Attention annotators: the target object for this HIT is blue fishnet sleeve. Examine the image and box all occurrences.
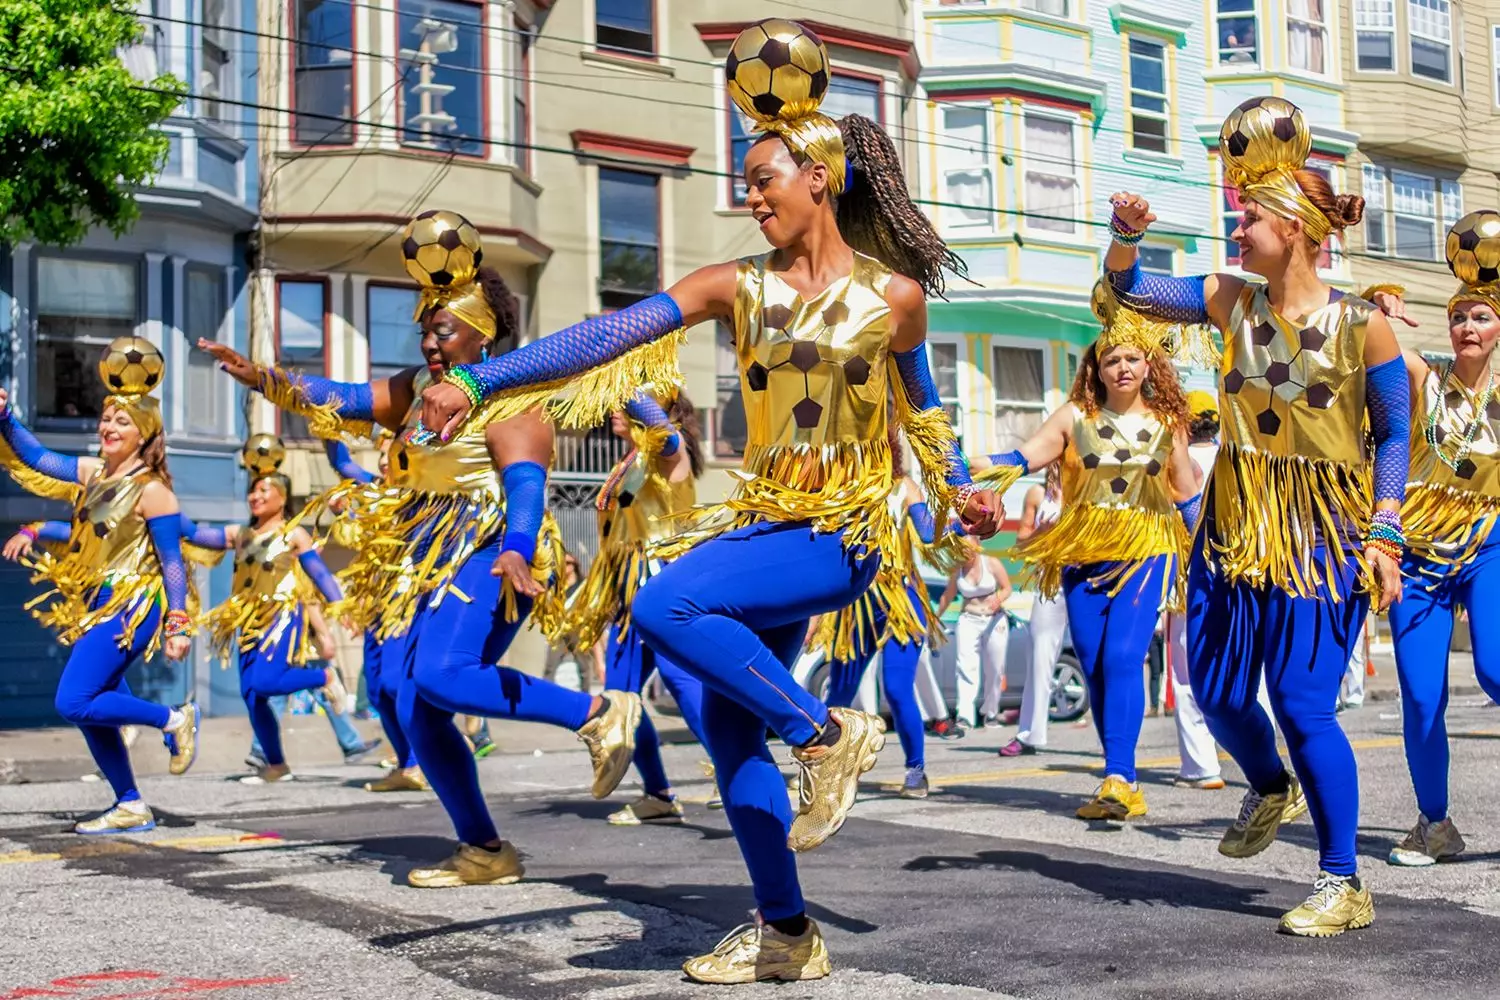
[255,370,375,423]
[501,461,548,564]
[625,393,681,456]
[298,550,343,604]
[892,344,971,487]
[33,521,70,542]
[177,514,229,550]
[459,293,683,400]
[987,450,1031,474]
[907,502,937,544]
[1366,356,1411,505]
[0,409,78,485]
[1175,493,1203,530]
[322,439,375,484]
[146,514,190,613]
[1106,261,1210,326]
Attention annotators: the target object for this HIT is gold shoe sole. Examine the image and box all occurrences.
[788,716,886,853]
[407,871,524,888]
[591,696,643,800]
[1278,903,1374,937]
[682,958,832,984]
[1077,797,1144,821]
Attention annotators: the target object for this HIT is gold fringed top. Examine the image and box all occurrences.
[1016,406,1188,609]
[0,435,83,503]
[256,366,373,442]
[566,421,696,651]
[200,524,321,664]
[24,468,205,658]
[1206,283,1376,597]
[1403,364,1500,567]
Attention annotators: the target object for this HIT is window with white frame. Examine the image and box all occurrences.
[184,267,227,435]
[992,345,1046,453]
[199,0,234,122]
[1215,0,1259,65]
[36,257,138,422]
[1409,0,1453,81]
[367,286,424,380]
[1493,25,1500,104]
[1387,168,1446,259]
[938,105,994,232]
[1127,37,1169,153]
[928,341,963,433]
[1138,245,1175,274]
[398,0,485,155]
[714,322,746,459]
[1362,163,1387,253]
[1287,0,1329,73]
[1023,114,1078,234]
[1441,178,1463,231]
[1354,0,1397,70]
[1020,0,1069,17]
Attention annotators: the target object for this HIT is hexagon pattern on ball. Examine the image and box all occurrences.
[240,433,286,476]
[1445,210,1500,286]
[98,337,165,395]
[401,209,483,289]
[725,19,830,123]
[1217,96,1309,185]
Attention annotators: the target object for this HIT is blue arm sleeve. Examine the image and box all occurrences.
[1366,356,1412,506]
[907,502,937,544]
[322,439,375,484]
[35,521,71,543]
[146,514,190,613]
[891,345,972,487]
[258,370,376,423]
[1175,494,1203,530]
[624,393,681,457]
[986,450,1032,475]
[0,410,79,484]
[1105,261,1211,326]
[500,461,548,564]
[298,550,343,604]
[176,514,229,550]
[458,293,683,401]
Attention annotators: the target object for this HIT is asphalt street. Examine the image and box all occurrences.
[3,698,1500,1000]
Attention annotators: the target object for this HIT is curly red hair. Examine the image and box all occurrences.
[1068,342,1189,429]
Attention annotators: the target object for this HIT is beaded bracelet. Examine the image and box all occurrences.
[1365,538,1403,563]
[164,610,194,638]
[18,523,39,542]
[1109,213,1146,247]
[442,367,485,408]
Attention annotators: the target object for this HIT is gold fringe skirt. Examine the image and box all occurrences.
[201,595,316,665]
[24,562,174,659]
[1016,503,1188,611]
[1403,482,1500,583]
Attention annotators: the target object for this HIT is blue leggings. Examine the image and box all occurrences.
[398,537,594,846]
[240,609,329,767]
[1062,557,1169,784]
[1391,526,1500,822]
[826,583,927,769]
[53,601,168,804]
[632,520,877,921]
[365,629,416,768]
[603,623,706,797]
[1188,526,1368,876]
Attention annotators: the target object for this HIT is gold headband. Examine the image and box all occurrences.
[1219,97,1333,247]
[416,281,497,342]
[1092,281,1220,369]
[755,114,847,198]
[1448,284,1500,316]
[103,394,162,442]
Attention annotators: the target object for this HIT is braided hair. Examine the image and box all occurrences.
[477,266,521,356]
[837,115,968,299]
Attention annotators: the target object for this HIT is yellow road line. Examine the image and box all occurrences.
[0,831,283,867]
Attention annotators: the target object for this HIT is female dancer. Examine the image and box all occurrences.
[200,244,640,885]
[569,390,708,826]
[1106,96,1409,935]
[407,20,998,981]
[984,283,1199,819]
[181,443,349,784]
[0,342,200,833]
[935,543,1012,732]
[1387,214,1500,866]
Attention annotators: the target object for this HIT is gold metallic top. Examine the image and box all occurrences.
[229,526,308,607]
[1403,365,1500,564]
[387,371,504,502]
[1062,407,1177,516]
[202,522,319,662]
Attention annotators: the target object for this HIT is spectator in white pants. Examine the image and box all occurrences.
[1165,611,1225,788]
[1001,470,1065,757]
[938,547,1012,729]
[1340,613,1370,710]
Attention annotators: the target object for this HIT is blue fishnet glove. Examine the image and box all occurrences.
[298,550,343,603]
[1106,261,1210,326]
[625,393,681,456]
[908,501,937,544]
[34,521,71,543]
[261,373,375,422]
[892,344,971,486]
[1175,493,1203,529]
[1366,356,1411,505]
[987,450,1031,474]
[457,293,683,400]
[322,439,376,485]
[146,514,190,613]
[177,514,229,550]
[0,409,78,484]
[501,461,547,564]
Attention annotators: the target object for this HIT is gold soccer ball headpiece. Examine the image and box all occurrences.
[400,209,483,289]
[240,433,287,477]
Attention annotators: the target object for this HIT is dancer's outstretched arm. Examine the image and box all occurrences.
[1103,193,1242,330]
[323,439,376,485]
[0,388,90,495]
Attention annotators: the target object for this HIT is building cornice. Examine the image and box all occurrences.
[569,130,696,168]
[695,20,920,80]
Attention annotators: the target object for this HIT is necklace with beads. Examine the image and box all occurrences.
[1425,362,1497,471]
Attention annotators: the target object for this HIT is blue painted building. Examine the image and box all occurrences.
[0,1,259,726]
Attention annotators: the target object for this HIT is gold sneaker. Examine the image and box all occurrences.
[1076,775,1147,820]
[1219,776,1302,859]
[1281,775,1309,824]
[365,768,430,792]
[1278,872,1374,937]
[788,708,886,853]
[164,702,199,776]
[408,842,524,888]
[701,759,723,810]
[75,803,156,835]
[576,692,642,799]
[321,668,349,715]
[608,795,684,826]
[239,763,293,785]
[682,917,831,984]
[1389,815,1466,867]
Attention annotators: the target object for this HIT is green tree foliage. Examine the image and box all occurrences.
[0,0,186,247]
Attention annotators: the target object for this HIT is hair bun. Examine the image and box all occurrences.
[1333,193,1365,229]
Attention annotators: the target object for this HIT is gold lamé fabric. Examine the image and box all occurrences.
[1206,285,1376,597]
[201,523,319,664]
[26,468,203,658]
[1015,406,1187,607]
[1403,366,1500,566]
